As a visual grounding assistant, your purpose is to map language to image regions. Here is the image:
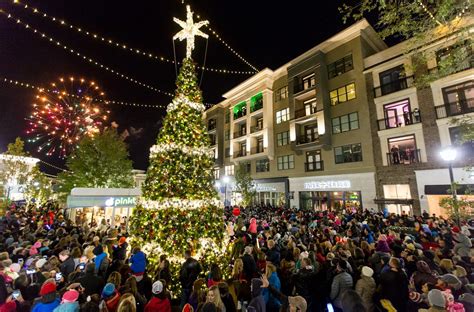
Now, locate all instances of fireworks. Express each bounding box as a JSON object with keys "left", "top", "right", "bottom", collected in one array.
[{"left": 26, "top": 77, "right": 110, "bottom": 158}]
